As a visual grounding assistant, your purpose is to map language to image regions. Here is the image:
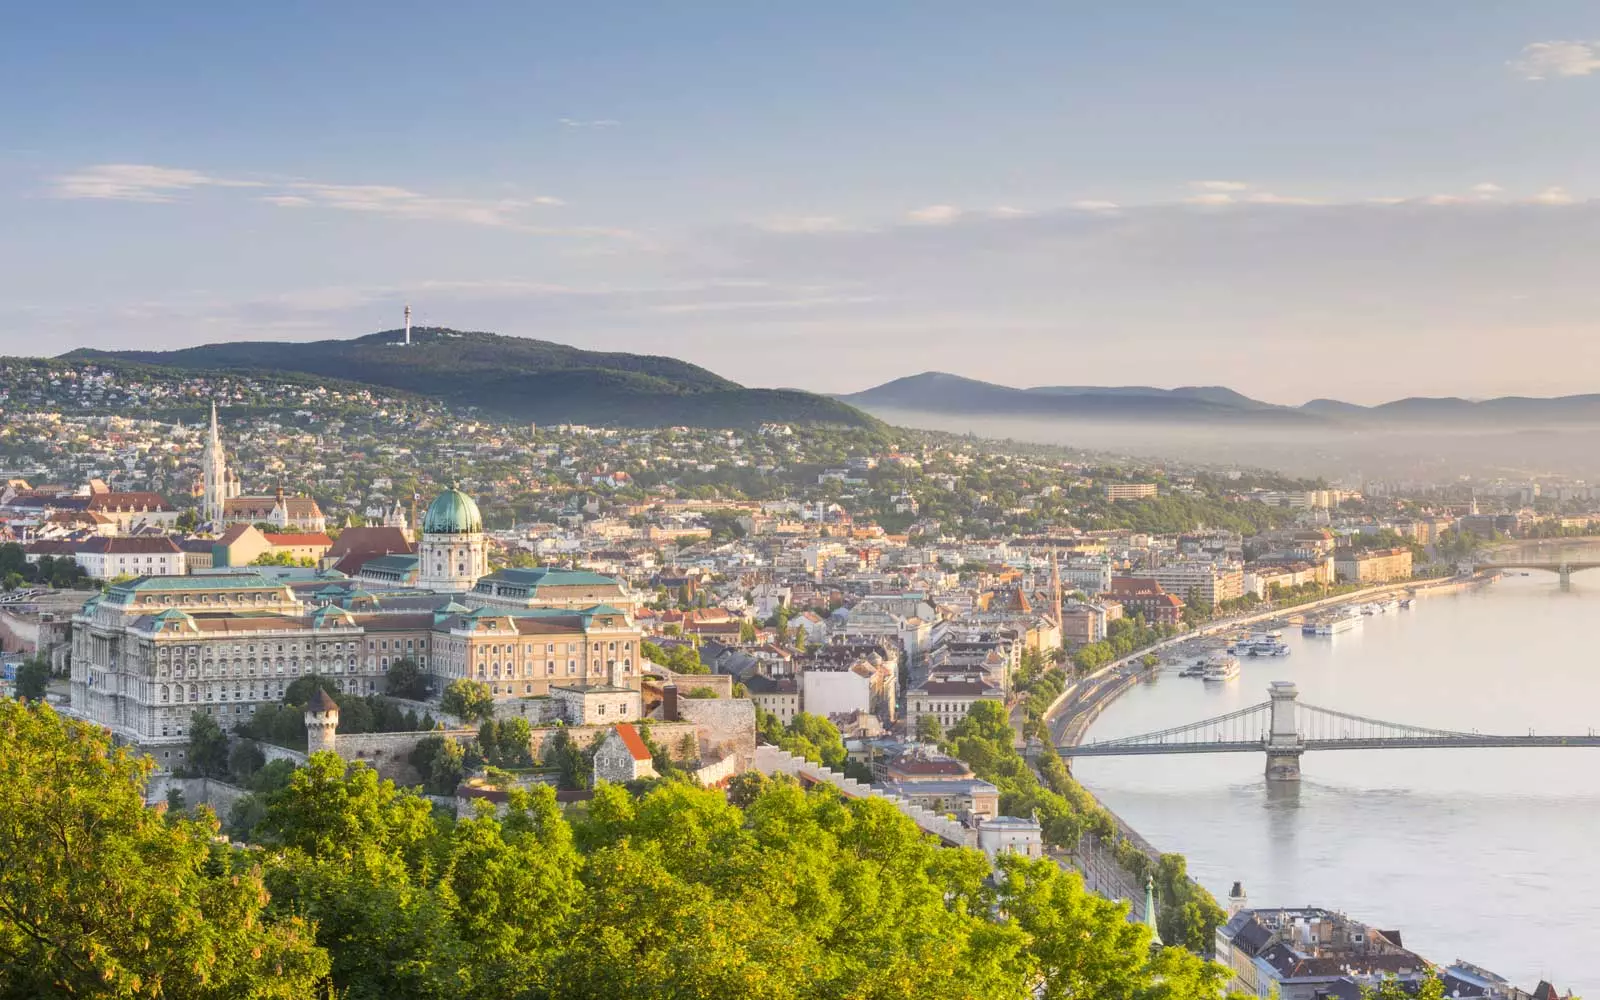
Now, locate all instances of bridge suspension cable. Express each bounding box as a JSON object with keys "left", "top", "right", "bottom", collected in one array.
[{"left": 1293, "top": 702, "right": 1476, "bottom": 742}]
